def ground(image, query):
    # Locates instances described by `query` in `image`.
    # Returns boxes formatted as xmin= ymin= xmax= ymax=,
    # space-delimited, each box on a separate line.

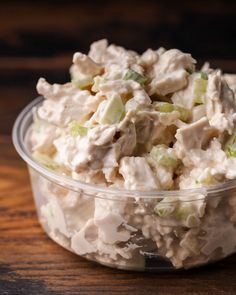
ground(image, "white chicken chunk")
xmin=174 ymin=117 xmax=218 ymax=165
xmin=72 ymin=52 xmax=103 ymax=76
xmin=37 ymin=78 xmax=102 ymax=126
xmin=119 ymin=157 xmax=159 ymax=190
xmin=148 ymin=49 xmax=196 ymax=96
xmin=205 ymin=71 xmax=236 ymax=134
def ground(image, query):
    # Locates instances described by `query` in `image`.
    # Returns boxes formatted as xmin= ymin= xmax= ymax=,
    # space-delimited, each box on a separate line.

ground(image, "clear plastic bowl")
xmin=12 ymin=97 xmax=236 ymax=271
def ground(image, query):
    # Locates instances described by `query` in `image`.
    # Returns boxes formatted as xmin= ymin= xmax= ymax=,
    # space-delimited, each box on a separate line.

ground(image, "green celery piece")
xmin=155 ymin=198 xmax=196 ymax=222
xmin=224 ymin=134 xmax=236 ymax=157
xmin=200 ymin=72 xmax=208 ymax=80
xmin=123 ymin=69 xmax=147 ymax=87
xmin=154 ymin=102 xmax=175 ymax=113
xmin=100 ymin=96 xmax=125 ymax=125
xmin=72 ymin=75 xmax=94 ymax=89
xmin=154 ymin=102 xmax=189 ymax=122
xmin=69 ymin=120 xmax=88 ymax=137
xmin=154 ymin=197 xmax=177 ymax=217
xmin=177 ymin=107 xmax=190 ymax=122
xmin=175 ymin=203 xmax=193 ymax=220
xmin=154 ymin=204 xmax=175 ymax=217
xmin=150 ymin=145 xmax=178 ymax=168
xmin=193 ymin=73 xmax=208 ymax=104
xmin=196 ymin=175 xmax=214 ymax=185
xmin=227 ymin=147 xmax=236 ymax=157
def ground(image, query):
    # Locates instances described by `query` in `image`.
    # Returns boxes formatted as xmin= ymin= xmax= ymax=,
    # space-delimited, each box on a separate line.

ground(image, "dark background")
xmin=1 ymin=0 xmax=236 ymax=135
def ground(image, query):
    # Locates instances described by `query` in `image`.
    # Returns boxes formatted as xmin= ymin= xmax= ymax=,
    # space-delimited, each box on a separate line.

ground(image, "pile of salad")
xmin=29 ymin=40 xmax=236 ymax=269
xmin=31 ymin=39 xmax=236 ymax=191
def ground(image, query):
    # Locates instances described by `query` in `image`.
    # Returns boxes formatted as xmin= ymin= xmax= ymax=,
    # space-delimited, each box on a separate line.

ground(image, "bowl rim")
xmin=12 ymin=96 xmax=236 ymax=198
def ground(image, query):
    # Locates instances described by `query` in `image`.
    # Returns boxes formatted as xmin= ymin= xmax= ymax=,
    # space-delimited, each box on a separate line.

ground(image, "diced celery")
xmin=227 ymin=147 xmax=236 ymax=157
xmin=123 ymin=69 xmax=147 ymax=87
xmin=200 ymin=72 xmax=208 ymax=80
xmin=155 ymin=198 xmax=198 ymax=224
xmin=69 ymin=120 xmax=88 ymax=137
xmin=177 ymin=107 xmax=190 ymax=122
xmin=150 ymin=145 xmax=178 ymax=168
xmin=154 ymin=102 xmax=190 ymax=122
xmin=32 ymin=151 xmax=59 ymax=171
xmin=154 ymin=202 xmax=175 ymax=217
xmin=154 ymin=197 xmax=177 ymax=217
xmin=175 ymin=203 xmax=193 ymax=220
xmin=100 ymin=96 xmax=125 ymax=125
xmin=193 ymin=73 xmax=208 ymax=104
xmin=154 ymin=102 xmax=175 ymax=113
xmin=72 ymin=74 xmax=94 ymax=89
xmin=196 ymin=175 xmax=214 ymax=185
xmin=224 ymin=134 xmax=236 ymax=157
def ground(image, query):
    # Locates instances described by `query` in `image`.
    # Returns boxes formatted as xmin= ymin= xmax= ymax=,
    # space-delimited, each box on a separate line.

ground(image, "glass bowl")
xmin=12 ymin=96 xmax=236 ymax=271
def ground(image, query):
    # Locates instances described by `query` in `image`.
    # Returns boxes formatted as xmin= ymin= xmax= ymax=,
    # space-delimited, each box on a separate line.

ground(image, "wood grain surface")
xmin=1 ymin=136 xmax=236 ymax=295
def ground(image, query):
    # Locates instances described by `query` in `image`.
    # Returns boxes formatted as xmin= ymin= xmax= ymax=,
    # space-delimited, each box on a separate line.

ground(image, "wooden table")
xmin=1 ymin=136 xmax=236 ymax=295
